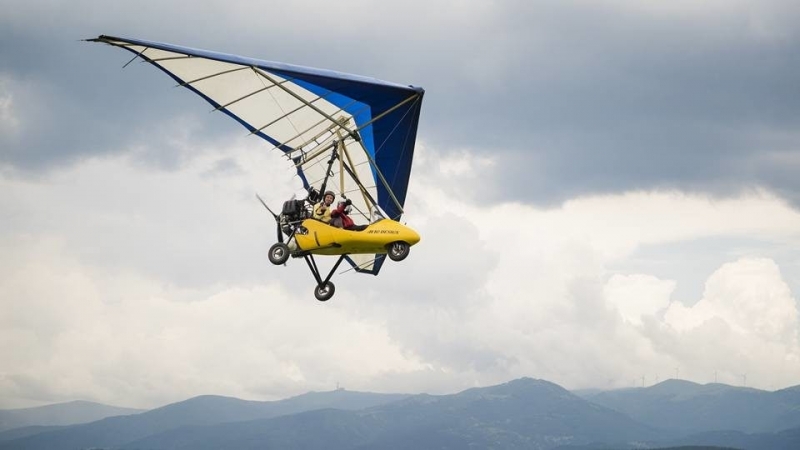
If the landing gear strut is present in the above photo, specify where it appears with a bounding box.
[304,254,346,302]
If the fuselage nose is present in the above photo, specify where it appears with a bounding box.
[400,224,421,246]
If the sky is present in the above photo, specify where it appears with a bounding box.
[1,0,799,409]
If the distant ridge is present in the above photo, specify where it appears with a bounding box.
[0,400,143,432]
[0,389,409,450]
[0,425,66,442]
[587,378,800,433]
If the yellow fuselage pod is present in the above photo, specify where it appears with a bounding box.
[294,219,421,256]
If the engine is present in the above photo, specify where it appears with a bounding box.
[279,199,308,235]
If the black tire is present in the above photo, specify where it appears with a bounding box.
[268,243,290,265]
[314,281,335,301]
[387,241,410,262]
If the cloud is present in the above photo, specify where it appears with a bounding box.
[665,258,797,339]
[657,258,799,385]
[2,0,800,408]
[417,0,800,206]
[2,0,799,207]
[322,149,800,393]
[0,75,20,133]
[0,235,427,408]
[604,274,675,326]
[2,144,800,407]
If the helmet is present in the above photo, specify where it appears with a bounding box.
[324,190,335,199]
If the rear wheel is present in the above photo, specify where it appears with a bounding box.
[387,241,410,262]
[268,243,290,265]
[314,281,335,301]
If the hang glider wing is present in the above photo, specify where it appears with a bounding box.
[90,35,425,275]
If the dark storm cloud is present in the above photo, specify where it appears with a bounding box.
[411,1,800,206]
[0,25,234,172]
[2,0,799,205]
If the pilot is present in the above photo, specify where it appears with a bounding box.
[313,190,335,223]
[331,199,367,231]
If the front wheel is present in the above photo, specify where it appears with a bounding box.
[268,243,290,265]
[314,281,335,301]
[387,241,410,262]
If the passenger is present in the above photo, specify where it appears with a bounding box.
[312,190,335,223]
[331,199,367,231]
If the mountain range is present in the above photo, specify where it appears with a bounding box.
[0,400,142,432]
[1,378,799,449]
